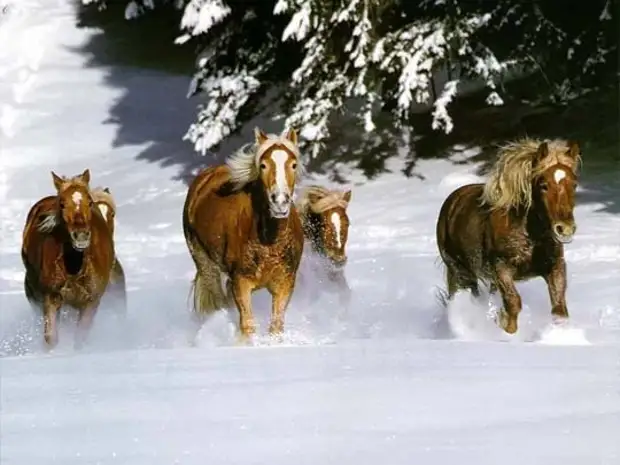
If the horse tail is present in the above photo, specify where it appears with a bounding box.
[182,168,230,316]
[106,257,127,318]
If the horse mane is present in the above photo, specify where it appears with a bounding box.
[226,132,304,191]
[297,185,350,219]
[480,137,582,211]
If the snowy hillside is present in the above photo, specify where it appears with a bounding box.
[1,1,619,464]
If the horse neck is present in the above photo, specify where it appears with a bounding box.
[249,181,292,244]
[506,201,553,242]
[302,211,325,254]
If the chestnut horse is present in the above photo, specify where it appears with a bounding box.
[436,138,581,334]
[90,186,127,317]
[295,185,352,309]
[22,169,115,349]
[183,127,305,343]
[34,185,127,317]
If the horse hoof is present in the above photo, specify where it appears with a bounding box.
[235,333,254,346]
[495,309,518,334]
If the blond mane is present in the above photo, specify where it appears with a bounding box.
[297,185,350,217]
[226,131,304,191]
[480,138,581,211]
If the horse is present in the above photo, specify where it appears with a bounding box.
[22,169,115,349]
[90,186,127,317]
[295,185,352,311]
[182,127,305,344]
[33,185,128,318]
[435,138,581,335]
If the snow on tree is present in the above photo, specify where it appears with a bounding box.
[79,0,617,160]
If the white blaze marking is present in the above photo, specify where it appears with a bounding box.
[270,150,290,200]
[330,211,342,248]
[553,169,567,184]
[98,204,109,221]
[71,191,83,206]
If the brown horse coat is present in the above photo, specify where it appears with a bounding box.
[183,128,305,342]
[22,170,115,348]
[436,138,581,334]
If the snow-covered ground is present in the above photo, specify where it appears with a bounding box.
[1,1,619,464]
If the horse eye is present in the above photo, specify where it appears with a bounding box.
[540,183,548,192]
[291,162,297,170]
[260,163,267,170]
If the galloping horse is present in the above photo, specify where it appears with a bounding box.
[22,169,115,349]
[90,186,127,317]
[183,127,305,343]
[436,138,581,334]
[34,185,127,317]
[295,185,352,309]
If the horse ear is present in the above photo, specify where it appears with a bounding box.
[533,142,549,165]
[284,127,298,145]
[80,169,91,184]
[342,189,352,204]
[254,127,268,146]
[567,141,581,160]
[51,171,63,191]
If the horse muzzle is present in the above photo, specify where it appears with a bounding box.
[330,255,348,270]
[70,230,91,251]
[552,221,576,244]
[269,191,292,219]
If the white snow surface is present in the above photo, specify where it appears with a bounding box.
[1,1,620,464]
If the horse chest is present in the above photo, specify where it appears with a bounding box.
[59,275,98,304]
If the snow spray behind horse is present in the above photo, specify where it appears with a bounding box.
[22,169,116,349]
[295,185,352,310]
[436,138,581,334]
[182,127,305,344]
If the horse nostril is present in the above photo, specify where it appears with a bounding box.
[555,224,565,236]
[270,193,277,203]
[284,193,290,202]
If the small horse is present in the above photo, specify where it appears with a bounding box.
[22,169,115,349]
[34,185,128,317]
[436,138,581,334]
[295,185,352,310]
[183,127,305,343]
[90,186,127,317]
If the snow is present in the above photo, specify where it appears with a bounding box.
[1,1,620,464]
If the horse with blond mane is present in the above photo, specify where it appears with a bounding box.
[33,185,127,318]
[182,127,305,343]
[295,185,352,310]
[436,138,581,334]
[90,186,127,316]
[22,169,115,349]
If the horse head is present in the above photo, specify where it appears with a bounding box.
[301,186,352,269]
[51,169,95,251]
[90,186,116,236]
[253,127,302,219]
[531,141,581,244]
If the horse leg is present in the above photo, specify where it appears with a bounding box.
[267,279,295,337]
[493,264,522,334]
[333,272,352,318]
[74,298,100,350]
[43,293,61,349]
[231,275,256,342]
[108,258,127,319]
[543,258,569,324]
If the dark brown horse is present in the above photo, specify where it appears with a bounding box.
[22,169,115,349]
[183,127,305,344]
[436,138,581,334]
[295,185,352,309]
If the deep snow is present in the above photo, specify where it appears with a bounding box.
[1,1,619,464]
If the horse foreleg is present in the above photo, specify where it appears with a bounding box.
[231,276,256,342]
[43,293,61,349]
[74,299,100,350]
[544,258,569,324]
[267,283,293,337]
[494,264,522,334]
